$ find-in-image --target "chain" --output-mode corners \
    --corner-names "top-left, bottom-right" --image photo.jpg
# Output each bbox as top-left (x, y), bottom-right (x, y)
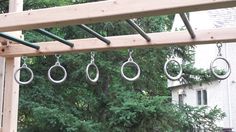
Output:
top-left (171, 49), bottom-right (176, 59)
top-left (179, 77), bottom-right (187, 85)
top-left (22, 56), bottom-right (28, 67)
top-left (216, 42), bottom-right (223, 56)
top-left (128, 49), bottom-right (134, 62)
top-left (90, 52), bottom-right (95, 63)
top-left (55, 54), bottom-right (61, 65)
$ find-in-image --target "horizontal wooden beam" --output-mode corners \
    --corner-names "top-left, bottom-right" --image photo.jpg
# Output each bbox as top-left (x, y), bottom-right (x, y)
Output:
top-left (0, 27), bottom-right (236, 57)
top-left (0, 0), bottom-right (236, 32)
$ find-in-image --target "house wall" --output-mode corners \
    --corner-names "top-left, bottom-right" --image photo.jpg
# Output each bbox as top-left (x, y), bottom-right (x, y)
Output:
top-left (170, 8), bottom-right (236, 130)
top-left (171, 82), bottom-right (227, 128)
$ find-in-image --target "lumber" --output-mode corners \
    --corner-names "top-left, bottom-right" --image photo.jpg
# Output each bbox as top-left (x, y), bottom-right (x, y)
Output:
top-left (0, 27), bottom-right (235, 57)
top-left (0, 0), bottom-right (236, 32)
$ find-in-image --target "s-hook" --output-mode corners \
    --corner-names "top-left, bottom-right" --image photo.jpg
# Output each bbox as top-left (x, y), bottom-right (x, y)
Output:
top-left (86, 52), bottom-right (99, 83)
top-left (210, 42), bottom-right (231, 80)
top-left (14, 56), bottom-right (34, 85)
top-left (164, 50), bottom-right (183, 81)
top-left (48, 54), bottom-right (67, 83)
top-left (121, 49), bottom-right (141, 81)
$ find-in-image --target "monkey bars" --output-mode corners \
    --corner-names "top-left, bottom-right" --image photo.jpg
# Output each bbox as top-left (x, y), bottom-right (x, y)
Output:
top-left (1, 27), bottom-right (236, 57)
top-left (0, 32), bottom-right (40, 49)
top-left (78, 24), bottom-right (111, 45)
top-left (0, 0), bottom-right (236, 132)
top-left (34, 29), bottom-right (74, 48)
top-left (179, 13), bottom-right (196, 39)
top-left (0, 0), bottom-right (235, 57)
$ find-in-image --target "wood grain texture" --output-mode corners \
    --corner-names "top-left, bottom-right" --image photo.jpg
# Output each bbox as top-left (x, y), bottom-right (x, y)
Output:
top-left (2, 0), bottom-right (22, 131)
top-left (0, 0), bottom-right (236, 32)
top-left (1, 27), bottom-right (235, 57)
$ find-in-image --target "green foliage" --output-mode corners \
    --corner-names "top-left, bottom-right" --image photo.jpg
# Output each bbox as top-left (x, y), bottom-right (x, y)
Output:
top-left (0, 0), bottom-right (8, 12)
top-left (1, 0), bottom-right (225, 131)
top-left (109, 93), bottom-right (225, 132)
top-left (178, 105), bottom-right (225, 131)
top-left (22, 106), bottom-right (101, 132)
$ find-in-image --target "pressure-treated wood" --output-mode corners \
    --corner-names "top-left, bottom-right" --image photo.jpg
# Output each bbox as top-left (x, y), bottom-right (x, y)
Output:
top-left (2, 57), bottom-right (20, 132)
top-left (2, 0), bottom-right (22, 131)
top-left (0, 27), bottom-right (235, 57)
top-left (0, 0), bottom-right (236, 32)
top-left (0, 57), bottom-right (5, 127)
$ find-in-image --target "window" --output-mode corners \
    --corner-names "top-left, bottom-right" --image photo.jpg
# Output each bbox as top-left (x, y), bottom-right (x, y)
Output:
top-left (197, 90), bottom-right (207, 105)
top-left (197, 91), bottom-right (202, 105)
top-left (203, 90), bottom-right (207, 105)
top-left (178, 94), bottom-right (184, 105)
top-left (178, 89), bottom-right (185, 105)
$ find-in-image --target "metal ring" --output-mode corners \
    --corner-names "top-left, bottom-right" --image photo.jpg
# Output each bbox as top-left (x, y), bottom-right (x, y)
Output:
top-left (86, 62), bottom-right (99, 83)
top-left (164, 59), bottom-right (182, 81)
top-left (48, 64), bottom-right (67, 84)
top-left (14, 65), bottom-right (34, 85)
top-left (121, 60), bottom-right (140, 81)
top-left (210, 56), bottom-right (231, 80)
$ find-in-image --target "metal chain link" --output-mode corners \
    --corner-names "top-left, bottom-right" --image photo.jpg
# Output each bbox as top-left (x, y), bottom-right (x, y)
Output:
top-left (90, 52), bottom-right (95, 63)
top-left (22, 56), bottom-right (28, 67)
top-left (216, 42), bottom-right (223, 56)
top-left (128, 49), bottom-right (134, 62)
top-left (55, 54), bottom-right (61, 65)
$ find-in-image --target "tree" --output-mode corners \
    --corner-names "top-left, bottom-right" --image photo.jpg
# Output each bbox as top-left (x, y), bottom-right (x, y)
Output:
top-left (0, 0), bottom-right (225, 131)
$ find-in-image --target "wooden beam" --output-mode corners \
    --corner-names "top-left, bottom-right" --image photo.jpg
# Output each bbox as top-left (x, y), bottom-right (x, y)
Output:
top-left (2, 0), bottom-right (22, 131)
top-left (0, 0), bottom-right (236, 32)
top-left (0, 27), bottom-right (236, 57)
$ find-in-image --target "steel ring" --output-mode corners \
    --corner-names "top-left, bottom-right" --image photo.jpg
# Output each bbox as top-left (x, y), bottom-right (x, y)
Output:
top-left (164, 59), bottom-right (182, 81)
top-left (121, 60), bottom-right (140, 81)
top-left (86, 63), bottom-right (99, 83)
top-left (14, 66), bottom-right (34, 85)
top-left (48, 64), bottom-right (67, 84)
top-left (210, 56), bottom-right (231, 80)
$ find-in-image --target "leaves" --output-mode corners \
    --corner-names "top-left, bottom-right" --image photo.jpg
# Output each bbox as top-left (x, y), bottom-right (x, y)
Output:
top-left (0, 0), bottom-right (225, 131)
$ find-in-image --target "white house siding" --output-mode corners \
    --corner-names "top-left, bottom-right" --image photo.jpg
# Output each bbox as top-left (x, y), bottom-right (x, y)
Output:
top-left (171, 82), bottom-right (227, 128)
top-left (170, 8), bottom-right (236, 130)
top-left (228, 43), bottom-right (236, 129)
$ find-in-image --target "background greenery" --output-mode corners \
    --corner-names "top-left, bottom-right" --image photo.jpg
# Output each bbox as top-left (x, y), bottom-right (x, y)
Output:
top-left (0, 0), bottom-right (225, 131)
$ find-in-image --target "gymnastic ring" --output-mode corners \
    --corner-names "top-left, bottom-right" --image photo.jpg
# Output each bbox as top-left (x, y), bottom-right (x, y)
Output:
top-left (14, 64), bottom-right (34, 85)
top-left (86, 62), bottom-right (99, 83)
top-left (121, 60), bottom-right (140, 82)
top-left (48, 62), bottom-right (67, 84)
top-left (210, 56), bottom-right (231, 80)
top-left (164, 59), bottom-right (182, 81)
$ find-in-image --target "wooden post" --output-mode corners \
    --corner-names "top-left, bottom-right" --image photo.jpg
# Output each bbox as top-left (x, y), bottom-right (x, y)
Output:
top-left (2, 58), bottom-right (20, 132)
top-left (2, 0), bottom-right (23, 132)
top-left (0, 58), bottom-right (5, 127)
